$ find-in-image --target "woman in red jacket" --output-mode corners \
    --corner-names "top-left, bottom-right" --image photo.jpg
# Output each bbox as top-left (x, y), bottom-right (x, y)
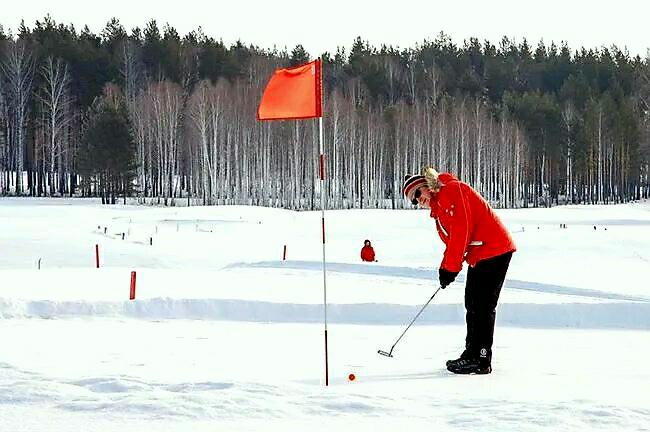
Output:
top-left (403, 166), bottom-right (516, 375)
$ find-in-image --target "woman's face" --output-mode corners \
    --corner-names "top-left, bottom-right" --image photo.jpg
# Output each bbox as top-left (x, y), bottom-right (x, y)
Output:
top-left (414, 187), bottom-right (433, 209)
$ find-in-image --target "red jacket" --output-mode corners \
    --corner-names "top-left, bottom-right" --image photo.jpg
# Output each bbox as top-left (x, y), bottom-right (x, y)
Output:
top-left (430, 173), bottom-right (516, 272)
top-left (361, 245), bottom-right (376, 262)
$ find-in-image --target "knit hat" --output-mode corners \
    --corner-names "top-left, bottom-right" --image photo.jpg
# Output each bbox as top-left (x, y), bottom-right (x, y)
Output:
top-left (402, 174), bottom-right (427, 201)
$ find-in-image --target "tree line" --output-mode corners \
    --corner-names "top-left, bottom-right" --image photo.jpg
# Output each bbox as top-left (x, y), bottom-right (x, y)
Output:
top-left (0, 17), bottom-right (648, 208)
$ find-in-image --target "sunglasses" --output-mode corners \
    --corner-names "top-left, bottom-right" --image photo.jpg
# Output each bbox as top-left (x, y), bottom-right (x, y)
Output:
top-left (411, 188), bottom-right (423, 205)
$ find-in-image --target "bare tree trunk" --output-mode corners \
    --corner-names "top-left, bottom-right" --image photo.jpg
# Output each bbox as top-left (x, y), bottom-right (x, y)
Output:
top-left (39, 57), bottom-right (72, 196)
top-left (597, 108), bottom-right (603, 203)
top-left (1, 40), bottom-right (34, 195)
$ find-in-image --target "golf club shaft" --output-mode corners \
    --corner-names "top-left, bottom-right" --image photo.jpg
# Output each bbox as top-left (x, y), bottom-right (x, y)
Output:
top-left (388, 286), bottom-right (442, 354)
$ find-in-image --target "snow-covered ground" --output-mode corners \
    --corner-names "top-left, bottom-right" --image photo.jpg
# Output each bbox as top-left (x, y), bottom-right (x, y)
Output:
top-left (0, 197), bottom-right (649, 431)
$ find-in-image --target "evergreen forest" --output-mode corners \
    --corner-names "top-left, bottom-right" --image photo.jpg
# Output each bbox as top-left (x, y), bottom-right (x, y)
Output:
top-left (1, 17), bottom-right (649, 208)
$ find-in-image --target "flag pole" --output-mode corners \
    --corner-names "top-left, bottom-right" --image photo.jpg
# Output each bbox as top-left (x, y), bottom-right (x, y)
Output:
top-left (317, 57), bottom-right (329, 387)
top-left (319, 116), bottom-right (328, 386)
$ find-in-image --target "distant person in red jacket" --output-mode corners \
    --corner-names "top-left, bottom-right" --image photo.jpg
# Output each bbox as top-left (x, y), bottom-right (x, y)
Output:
top-left (360, 239), bottom-right (376, 262)
top-left (403, 166), bottom-right (516, 375)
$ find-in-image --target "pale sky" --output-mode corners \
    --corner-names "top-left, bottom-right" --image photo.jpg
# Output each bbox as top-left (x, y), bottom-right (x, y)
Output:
top-left (2, 0), bottom-right (649, 58)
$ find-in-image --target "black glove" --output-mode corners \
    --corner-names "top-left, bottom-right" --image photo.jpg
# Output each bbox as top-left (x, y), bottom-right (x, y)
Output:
top-left (438, 268), bottom-right (459, 288)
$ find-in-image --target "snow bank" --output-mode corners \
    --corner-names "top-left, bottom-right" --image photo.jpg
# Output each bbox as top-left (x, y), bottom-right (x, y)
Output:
top-left (1, 297), bottom-right (648, 329)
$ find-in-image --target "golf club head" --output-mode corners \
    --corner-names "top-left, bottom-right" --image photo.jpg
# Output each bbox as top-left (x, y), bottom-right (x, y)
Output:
top-left (377, 349), bottom-right (393, 358)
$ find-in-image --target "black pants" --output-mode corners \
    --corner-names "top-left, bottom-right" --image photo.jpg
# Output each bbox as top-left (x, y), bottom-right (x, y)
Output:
top-left (464, 251), bottom-right (513, 363)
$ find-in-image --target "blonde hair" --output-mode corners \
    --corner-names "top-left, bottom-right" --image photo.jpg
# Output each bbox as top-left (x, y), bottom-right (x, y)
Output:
top-left (421, 166), bottom-right (442, 193)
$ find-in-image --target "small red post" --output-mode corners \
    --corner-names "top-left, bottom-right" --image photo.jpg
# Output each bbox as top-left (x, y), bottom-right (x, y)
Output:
top-left (95, 244), bottom-right (100, 268)
top-left (130, 271), bottom-right (136, 300)
top-left (283, 245), bottom-right (287, 261)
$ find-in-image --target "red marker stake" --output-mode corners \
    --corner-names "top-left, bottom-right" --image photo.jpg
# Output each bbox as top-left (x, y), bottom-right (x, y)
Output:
top-left (130, 271), bottom-right (136, 300)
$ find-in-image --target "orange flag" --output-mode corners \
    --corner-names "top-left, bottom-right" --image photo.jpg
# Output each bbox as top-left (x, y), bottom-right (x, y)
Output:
top-left (257, 59), bottom-right (322, 121)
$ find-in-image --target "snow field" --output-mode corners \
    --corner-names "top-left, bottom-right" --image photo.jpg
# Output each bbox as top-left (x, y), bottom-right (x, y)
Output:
top-left (0, 198), bottom-right (649, 430)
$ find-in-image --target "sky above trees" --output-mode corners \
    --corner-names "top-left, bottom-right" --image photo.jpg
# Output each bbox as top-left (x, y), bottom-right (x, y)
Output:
top-left (1, 0), bottom-right (649, 59)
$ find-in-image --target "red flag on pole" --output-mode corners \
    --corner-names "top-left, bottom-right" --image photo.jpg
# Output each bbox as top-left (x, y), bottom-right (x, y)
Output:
top-left (257, 57), bottom-right (330, 386)
top-left (257, 59), bottom-right (322, 120)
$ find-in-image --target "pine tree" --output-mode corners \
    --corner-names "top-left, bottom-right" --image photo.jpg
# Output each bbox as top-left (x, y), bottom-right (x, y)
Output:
top-left (77, 91), bottom-right (136, 204)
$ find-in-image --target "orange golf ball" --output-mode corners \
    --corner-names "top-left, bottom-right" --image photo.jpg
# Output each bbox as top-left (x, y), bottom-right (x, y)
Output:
top-left (348, 373), bottom-right (356, 381)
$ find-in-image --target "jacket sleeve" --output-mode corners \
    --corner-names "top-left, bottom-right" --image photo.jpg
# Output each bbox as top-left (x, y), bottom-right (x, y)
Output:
top-left (439, 182), bottom-right (471, 273)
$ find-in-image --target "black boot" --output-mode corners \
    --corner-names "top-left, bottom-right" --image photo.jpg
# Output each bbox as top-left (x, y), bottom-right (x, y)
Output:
top-left (445, 349), bottom-right (473, 368)
top-left (447, 357), bottom-right (491, 375)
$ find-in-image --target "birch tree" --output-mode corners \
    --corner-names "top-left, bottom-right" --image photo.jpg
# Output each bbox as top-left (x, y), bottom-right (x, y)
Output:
top-left (39, 56), bottom-right (72, 195)
top-left (1, 40), bottom-right (34, 194)
top-left (0, 67), bottom-right (6, 193)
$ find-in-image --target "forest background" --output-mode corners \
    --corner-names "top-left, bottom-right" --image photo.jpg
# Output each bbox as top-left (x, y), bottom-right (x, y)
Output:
top-left (0, 17), bottom-right (649, 209)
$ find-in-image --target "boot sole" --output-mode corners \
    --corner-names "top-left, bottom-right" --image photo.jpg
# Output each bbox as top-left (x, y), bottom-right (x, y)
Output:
top-left (447, 366), bottom-right (492, 375)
